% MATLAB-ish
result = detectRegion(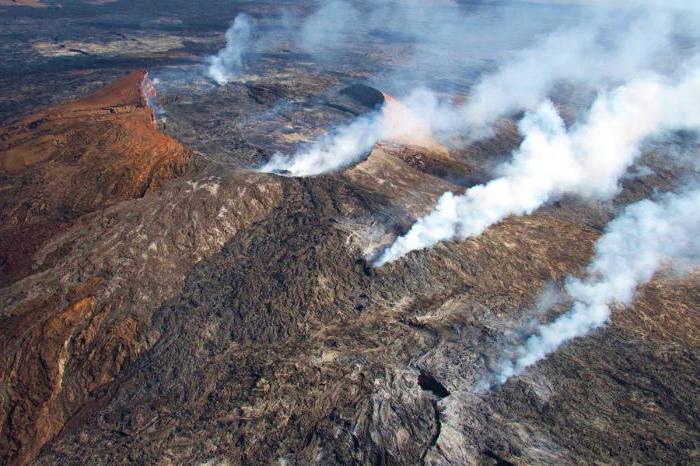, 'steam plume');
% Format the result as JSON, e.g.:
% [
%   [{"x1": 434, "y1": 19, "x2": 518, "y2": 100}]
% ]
[
  {"x1": 375, "y1": 62, "x2": 700, "y2": 266},
  {"x1": 207, "y1": 14, "x2": 253, "y2": 85},
  {"x1": 257, "y1": 6, "x2": 694, "y2": 178},
  {"x1": 492, "y1": 188, "x2": 700, "y2": 385},
  {"x1": 260, "y1": 112, "x2": 382, "y2": 177},
  {"x1": 458, "y1": 12, "x2": 674, "y2": 133}
]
